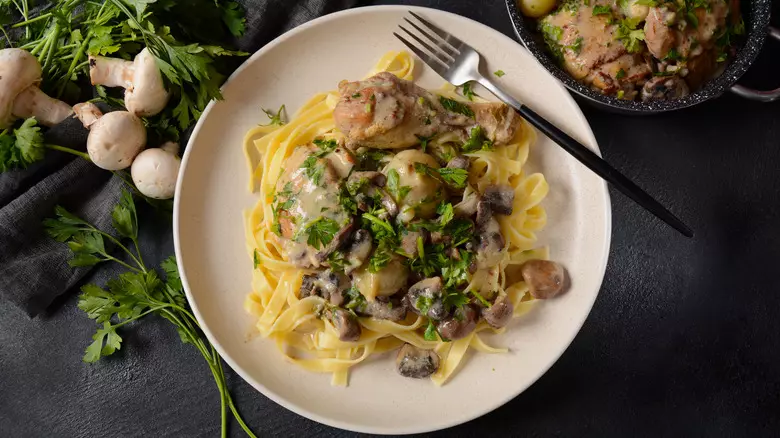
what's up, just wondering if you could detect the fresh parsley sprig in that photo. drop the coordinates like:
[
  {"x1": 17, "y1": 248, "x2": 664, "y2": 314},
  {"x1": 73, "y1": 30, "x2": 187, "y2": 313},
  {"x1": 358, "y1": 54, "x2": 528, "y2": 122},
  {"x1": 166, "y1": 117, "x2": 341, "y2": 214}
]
[{"x1": 44, "y1": 191, "x2": 257, "y2": 438}]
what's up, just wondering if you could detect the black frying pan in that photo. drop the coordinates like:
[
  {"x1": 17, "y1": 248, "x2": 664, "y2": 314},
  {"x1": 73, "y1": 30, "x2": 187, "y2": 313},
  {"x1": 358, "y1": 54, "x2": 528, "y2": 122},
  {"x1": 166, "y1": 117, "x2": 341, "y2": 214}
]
[{"x1": 505, "y1": 0, "x2": 778, "y2": 113}]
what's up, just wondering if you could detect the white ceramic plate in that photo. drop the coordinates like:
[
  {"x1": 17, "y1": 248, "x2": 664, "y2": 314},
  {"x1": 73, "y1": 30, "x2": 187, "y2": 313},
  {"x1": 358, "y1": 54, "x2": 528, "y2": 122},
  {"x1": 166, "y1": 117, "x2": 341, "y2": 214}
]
[{"x1": 174, "y1": 5, "x2": 611, "y2": 435}]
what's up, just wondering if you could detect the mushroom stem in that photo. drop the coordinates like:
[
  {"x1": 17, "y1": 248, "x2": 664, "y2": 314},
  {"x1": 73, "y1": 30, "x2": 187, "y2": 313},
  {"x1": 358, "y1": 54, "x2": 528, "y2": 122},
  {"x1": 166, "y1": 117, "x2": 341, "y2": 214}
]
[
  {"x1": 11, "y1": 85, "x2": 73, "y2": 127},
  {"x1": 88, "y1": 56, "x2": 134, "y2": 88},
  {"x1": 73, "y1": 102, "x2": 104, "y2": 129}
]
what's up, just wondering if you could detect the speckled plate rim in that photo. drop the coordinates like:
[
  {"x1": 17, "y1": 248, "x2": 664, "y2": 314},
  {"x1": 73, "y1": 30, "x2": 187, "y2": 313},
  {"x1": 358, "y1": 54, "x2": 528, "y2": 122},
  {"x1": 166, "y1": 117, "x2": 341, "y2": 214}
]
[
  {"x1": 505, "y1": 0, "x2": 772, "y2": 113},
  {"x1": 173, "y1": 5, "x2": 612, "y2": 434}
]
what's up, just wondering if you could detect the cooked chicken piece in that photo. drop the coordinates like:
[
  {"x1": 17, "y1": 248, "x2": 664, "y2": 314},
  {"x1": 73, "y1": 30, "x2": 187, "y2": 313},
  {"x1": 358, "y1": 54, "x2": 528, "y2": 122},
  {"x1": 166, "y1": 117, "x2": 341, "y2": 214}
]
[
  {"x1": 334, "y1": 72, "x2": 519, "y2": 149},
  {"x1": 644, "y1": 6, "x2": 676, "y2": 60},
  {"x1": 543, "y1": 6, "x2": 627, "y2": 81},
  {"x1": 274, "y1": 144, "x2": 355, "y2": 268}
]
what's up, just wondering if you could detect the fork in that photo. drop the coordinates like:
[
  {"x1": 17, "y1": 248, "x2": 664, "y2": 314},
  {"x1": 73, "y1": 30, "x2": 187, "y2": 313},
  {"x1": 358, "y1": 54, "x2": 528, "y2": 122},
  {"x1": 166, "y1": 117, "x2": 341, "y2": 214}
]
[{"x1": 394, "y1": 11, "x2": 693, "y2": 238}]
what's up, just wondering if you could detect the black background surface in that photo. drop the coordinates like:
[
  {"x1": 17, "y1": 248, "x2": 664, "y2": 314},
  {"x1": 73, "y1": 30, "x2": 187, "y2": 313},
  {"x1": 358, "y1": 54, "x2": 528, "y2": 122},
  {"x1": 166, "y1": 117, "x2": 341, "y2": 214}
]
[{"x1": 2, "y1": 0, "x2": 780, "y2": 436}]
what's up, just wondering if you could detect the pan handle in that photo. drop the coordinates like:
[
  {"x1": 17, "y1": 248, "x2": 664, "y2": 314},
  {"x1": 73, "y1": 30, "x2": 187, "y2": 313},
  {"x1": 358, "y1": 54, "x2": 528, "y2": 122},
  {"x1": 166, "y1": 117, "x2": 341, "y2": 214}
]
[{"x1": 729, "y1": 27, "x2": 780, "y2": 102}]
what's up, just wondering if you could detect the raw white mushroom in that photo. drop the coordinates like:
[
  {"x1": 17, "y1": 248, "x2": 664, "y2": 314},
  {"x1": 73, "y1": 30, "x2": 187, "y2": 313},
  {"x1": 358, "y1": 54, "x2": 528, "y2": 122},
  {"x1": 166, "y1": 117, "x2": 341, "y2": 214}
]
[
  {"x1": 89, "y1": 48, "x2": 171, "y2": 117},
  {"x1": 73, "y1": 102, "x2": 146, "y2": 171},
  {"x1": 131, "y1": 142, "x2": 181, "y2": 199},
  {"x1": 0, "y1": 48, "x2": 73, "y2": 129}
]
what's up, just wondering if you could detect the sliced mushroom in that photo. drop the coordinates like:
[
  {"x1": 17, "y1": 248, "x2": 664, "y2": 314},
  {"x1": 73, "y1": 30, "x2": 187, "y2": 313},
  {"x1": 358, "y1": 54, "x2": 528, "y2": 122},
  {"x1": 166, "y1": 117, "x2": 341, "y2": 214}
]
[
  {"x1": 396, "y1": 343, "x2": 440, "y2": 379},
  {"x1": 481, "y1": 295, "x2": 514, "y2": 329},
  {"x1": 327, "y1": 307, "x2": 361, "y2": 342},
  {"x1": 315, "y1": 219, "x2": 356, "y2": 264},
  {"x1": 340, "y1": 229, "x2": 373, "y2": 274},
  {"x1": 437, "y1": 305, "x2": 478, "y2": 340},
  {"x1": 641, "y1": 75, "x2": 690, "y2": 102},
  {"x1": 0, "y1": 48, "x2": 73, "y2": 129},
  {"x1": 454, "y1": 187, "x2": 479, "y2": 217},
  {"x1": 356, "y1": 297, "x2": 407, "y2": 322},
  {"x1": 482, "y1": 185, "x2": 515, "y2": 216},
  {"x1": 89, "y1": 48, "x2": 171, "y2": 117},
  {"x1": 446, "y1": 155, "x2": 470, "y2": 171},
  {"x1": 521, "y1": 260, "x2": 566, "y2": 299},
  {"x1": 299, "y1": 269, "x2": 349, "y2": 306},
  {"x1": 404, "y1": 277, "x2": 448, "y2": 321}
]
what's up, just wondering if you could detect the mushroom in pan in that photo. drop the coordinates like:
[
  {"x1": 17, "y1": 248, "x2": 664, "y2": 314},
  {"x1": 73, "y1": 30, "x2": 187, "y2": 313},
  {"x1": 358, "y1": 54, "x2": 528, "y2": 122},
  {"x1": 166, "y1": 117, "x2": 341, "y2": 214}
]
[
  {"x1": 89, "y1": 48, "x2": 171, "y2": 117},
  {"x1": 521, "y1": 260, "x2": 567, "y2": 299},
  {"x1": 396, "y1": 343, "x2": 440, "y2": 379},
  {"x1": 131, "y1": 142, "x2": 181, "y2": 199},
  {"x1": 73, "y1": 102, "x2": 146, "y2": 170},
  {"x1": 641, "y1": 76, "x2": 690, "y2": 102},
  {"x1": 0, "y1": 48, "x2": 73, "y2": 129}
]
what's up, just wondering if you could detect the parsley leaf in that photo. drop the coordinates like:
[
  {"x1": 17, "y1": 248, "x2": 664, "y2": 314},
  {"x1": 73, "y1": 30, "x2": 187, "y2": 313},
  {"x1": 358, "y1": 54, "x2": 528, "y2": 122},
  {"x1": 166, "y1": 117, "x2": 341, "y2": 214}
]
[
  {"x1": 301, "y1": 217, "x2": 340, "y2": 250},
  {"x1": 424, "y1": 320, "x2": 439, "y2": 341},
  {"x1": 592, "y1": 5, "x2": 612, "y2": 15},
  {"x1": 0, "y1": 118, "x2": 46, "y2": 173},
  {"x1": 436, "y1": 168, "x2": 469, "y2": 189},
  {"x1": 261, "y1": 105, "x2": 286, "y2": 126},
  {"x1": 437, "y1": 202, "x2": 455, "y2": 227},
  {"x1": 301, "y1": 156, "x2": 325, "y2": 185},
  {"x1": 460, "y1": 82, "x2": 477, "y2": 101},
  {"x1": 312, "y1": 138, "x2": 338, "y2": 155},
  {"x1": 84, "y1": 322, "x2": 122, "y2": 363},
  {"x1": 461, "y1": 125, "x2": 494, "y2": 153},
  {"x1": 253, "y1": 249, "x2": 260, "y2": 269},
  {"x1": 616, "y1": 68, "x2": 627, "y2": 80},
  {"x1": 111, "y1": 190, "x2": 138, "y2": 240},
  {"x1": 439, "y1": 96, "x2": 475, "y2": 118},
  {"x1": 616, "y1": 18, "x2": 646, "y2": 53},
  {"x1": 221, "y1": 1, "x2": 246, "y2": 37},
  {"x1": 387, "y1": 169, "x2": 412, "y2": 202},
  {"x1": 493, "y1": 70, "x2": 506, "y2": 77}
]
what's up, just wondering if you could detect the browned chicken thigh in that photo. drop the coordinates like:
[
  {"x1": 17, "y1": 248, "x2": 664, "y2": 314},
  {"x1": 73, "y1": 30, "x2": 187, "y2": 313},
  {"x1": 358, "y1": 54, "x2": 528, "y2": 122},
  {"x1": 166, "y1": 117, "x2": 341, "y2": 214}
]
[{"x1": 333, "y1": 72, "x2": 520, "y2": 149}]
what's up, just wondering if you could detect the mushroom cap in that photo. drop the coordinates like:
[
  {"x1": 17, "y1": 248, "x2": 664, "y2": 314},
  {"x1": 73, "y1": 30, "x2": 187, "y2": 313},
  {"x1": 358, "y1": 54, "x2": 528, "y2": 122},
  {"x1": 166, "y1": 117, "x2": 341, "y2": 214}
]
[
  {"x1": 131, "y1": 146, "x2": 181, "y2": 199},
  {"x1": 125, "y1": 48, "x2": 171, "y2": 117},
  {"x1": 87, "y1": 111, "x2": 146, "y2": 170},
  {"x1": 0, "y1": 49, "x2": 42, "y2": 129}
]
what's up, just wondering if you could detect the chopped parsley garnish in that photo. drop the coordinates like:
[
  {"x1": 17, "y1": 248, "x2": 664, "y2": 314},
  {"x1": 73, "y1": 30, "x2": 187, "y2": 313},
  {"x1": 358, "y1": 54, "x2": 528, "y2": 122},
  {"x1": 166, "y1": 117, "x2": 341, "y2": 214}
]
[
  {"x1": 416, "y1": 294, "x2": 433, "y2": 315},
  {"x1": 470, "y1": 290, "x2": 491, "y2": 307},
  {"x1": 253, "y1": 249, "x2": 260, "y2": 269},
  {"x1": 387, "y1": 169, "x2": 412, "y2": 202},
  {"x1": 352, "y1": 92, "x2": 362, "y2": 98},
  {"x1": 663, "y1": 48, "x2": 683, "y2": 62},
  {"x1": 300, "y1": 217, "x2": 340, "y2": 250},
  {"x1": 653, "y1": 70, "x2": 677, "y2": 77},
  {"x1": 364, "y1": 102, "x2": 372, "y2": 113},
  {"x1": 436, "y1": 202, "x2": 455, "y2": 227},
  {"x1": 436, "y1": 168, "x2": 469, "y2": 189},
  {"x1": 301, "y1": 156, "x2": 325, "y2": 186},
  {"x1": 345, "y1": 286, "x2": 367, "y2": 310},
  {"x1": 313, "y1": 138, "x2": 338, "y2": 155},
  {"x1": 355, "y1": 148, "x2": 390, "y2": 171},
  {"x1": 413, "y1": 163, "x2": 469, "y2": 189},
  {"x1": 634, "y1": 0, "x2": 657, "y2": 5},
  {"x1": 261, "y1": 105, "x2": 286, "y2": 126},
  {"x1": 338, "y1": 184, "x2": 359, "y2": 215},
  {"x1": 539, "y1": 22, "x2": 565, "y2": 62},
  {"x1": 460, "y1": 82, "x2": 477, "y2": 101},
  {"x1": 461, "y1": 125, "x2": 494, "y2": 153},
  {"x1": 591, "y1": 5, "x2": 611, "y2": 15},
  {"x1": 615, "y1": 18, "x2": 645, "y2": 53},
  {"x1": 439, "y1": 96, "x2": 475, "y2": 118},
  {"x1": 566, "y1": 37, "x2": 584, "y2": 55},
  {"x1": 424, "y1": 320, "x2": 439, "y2": 341},
  {"x1": 493, "y1": 70, "x2": 506, "y2": 78},
  {"x1": 616, "y1": 68, "x2": 626, "y2": 80},
  {"x1": 327, "y1": 250, "x2": 347, "y2": 274},
  {"x1": 416, "y1": 134, "x2": 435, "y2": 152},
  {"x1": 617, "y1": 90, "x2": 625, "y2": 99}
]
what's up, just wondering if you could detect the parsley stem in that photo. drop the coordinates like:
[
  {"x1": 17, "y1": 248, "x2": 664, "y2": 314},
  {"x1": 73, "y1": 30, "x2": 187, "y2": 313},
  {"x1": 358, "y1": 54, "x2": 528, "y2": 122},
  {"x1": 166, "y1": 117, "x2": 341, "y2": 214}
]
[
  {"x1": 11, "y1": 12, "x2": 51, "y2": 28},
  {"x1": 99, "y1": 232, "x2": 145, "y2": 272},
  {"x1": 57, "y1": 33, "x2": 92, "y2": 97},
  {"x1": 45, "y1": 144, "x2": 90, "y2": 161},
  {"x1": 104, "y1": 255, "x2": 143, "y2": 273}
]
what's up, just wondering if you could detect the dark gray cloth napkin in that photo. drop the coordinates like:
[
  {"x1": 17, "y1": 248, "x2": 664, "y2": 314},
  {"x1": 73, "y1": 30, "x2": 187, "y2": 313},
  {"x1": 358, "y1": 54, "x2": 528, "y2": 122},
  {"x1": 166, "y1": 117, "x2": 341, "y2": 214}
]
[{"x1": 0, "y1": 0, "x2": 359, "y2": 317}]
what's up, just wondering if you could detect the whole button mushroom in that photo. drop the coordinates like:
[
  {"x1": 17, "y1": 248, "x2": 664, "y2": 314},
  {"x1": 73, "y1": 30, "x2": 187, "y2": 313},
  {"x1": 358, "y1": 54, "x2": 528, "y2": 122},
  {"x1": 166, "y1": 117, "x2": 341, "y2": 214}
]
[
  {"x1": 481, "y1": 294, "x2": 514, "y2": 329},
  {"x1": 0, "y1": 48, "x2": 73, "y2": 129},
  {"x1": 89, "y1": 48, "x2": 171, "y2": 117},
  {"x1": 73, "y1": 102, "x2": 146, "y2": 170},
  {"x1": 521, "y1": 260, "x2": 567, "y2": 299},
  {"x1": 131, "y1": 142, "x2": 181, "y2": 200}
]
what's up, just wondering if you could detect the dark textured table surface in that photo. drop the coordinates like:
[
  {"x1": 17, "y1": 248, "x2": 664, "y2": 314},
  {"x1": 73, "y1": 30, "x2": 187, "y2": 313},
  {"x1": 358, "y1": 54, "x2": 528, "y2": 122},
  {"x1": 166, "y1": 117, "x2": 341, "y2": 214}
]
[{"x1": 3, "y1": 0, "x2": 780, "y2": 436}]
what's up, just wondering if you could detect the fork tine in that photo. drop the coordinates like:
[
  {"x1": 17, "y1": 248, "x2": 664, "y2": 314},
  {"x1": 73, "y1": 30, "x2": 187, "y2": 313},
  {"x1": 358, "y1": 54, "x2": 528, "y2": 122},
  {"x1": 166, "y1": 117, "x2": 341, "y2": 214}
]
[
  {"x1": 407, "y1": 11, "x2": 465, "y2": 50},
  {"x1": 402, "y1": 17, "x2": 458, "y2": 58},
  {"x1": 399, "y1": 25, "x2": 453, "y2": 66},
  {"x1": 393, "y1": 32, "x2": 449, "y2": 76}
]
